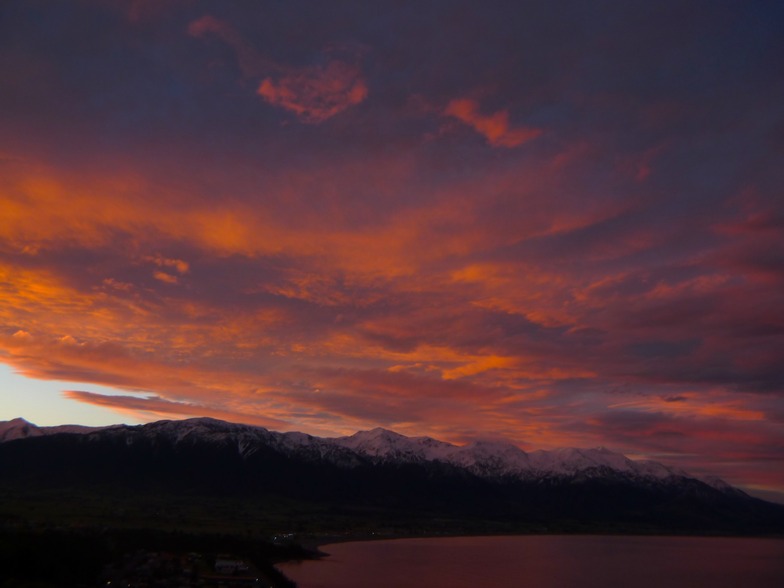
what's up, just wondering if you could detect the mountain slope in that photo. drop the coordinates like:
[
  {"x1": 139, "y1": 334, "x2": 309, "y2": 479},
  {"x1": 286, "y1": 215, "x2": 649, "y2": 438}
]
[
  {"x1": 0, "y1": 417, "x2": 107, "y2": 442},
  {"x1": 0, "y1": 417, "x2": 780, "y2": 534}
]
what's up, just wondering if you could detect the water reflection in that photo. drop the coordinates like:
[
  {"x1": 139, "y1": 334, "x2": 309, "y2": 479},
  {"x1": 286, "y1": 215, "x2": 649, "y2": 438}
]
[{"x1": 278, "y1": 535, "x2": 784, "y2": 588}]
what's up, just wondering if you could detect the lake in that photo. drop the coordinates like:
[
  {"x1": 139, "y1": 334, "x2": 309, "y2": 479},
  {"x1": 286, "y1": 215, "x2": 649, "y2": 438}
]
[{"x1": 277, "y1": 535, "x2": 784, "y2": 588}]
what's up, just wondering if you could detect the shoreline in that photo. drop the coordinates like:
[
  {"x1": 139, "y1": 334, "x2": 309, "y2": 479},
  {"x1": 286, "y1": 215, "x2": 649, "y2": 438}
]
[{"x1": 294, "y1": 527, "x2": 784, "y2": 554}]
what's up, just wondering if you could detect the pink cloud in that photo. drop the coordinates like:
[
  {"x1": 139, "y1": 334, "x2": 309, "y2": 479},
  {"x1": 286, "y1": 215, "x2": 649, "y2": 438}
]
[
  {"x1": 188, "y1": 15, "x2": 367, "y2": 123},
  {"x1": 444, "y1": 98, "x2": 541, "y2": 148},
  {"x1": 258, "y1": 61, "x2": 368, "y2": 123},
  {"x1": 575, "y1": 405, "x2": 784, "y2": 495}
]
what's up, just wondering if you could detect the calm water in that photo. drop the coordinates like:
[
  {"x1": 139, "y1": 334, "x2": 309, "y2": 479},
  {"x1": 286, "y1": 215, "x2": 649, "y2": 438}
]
[{"x1": 278, "y1": 535, "x2": 784, "y2": 588}]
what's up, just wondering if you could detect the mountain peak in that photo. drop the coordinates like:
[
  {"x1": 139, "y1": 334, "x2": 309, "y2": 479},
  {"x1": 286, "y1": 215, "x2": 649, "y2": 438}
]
[
  {"x1": 0, "y1": 417, "x2": 733, "y2": 493},
  {"x1": 159, "y1": 417, "x2": 231, "y2": 427},
  {"x1": 146, "y1": 417, "x2": 267, "y2": 433},
  {"x1": 334, "y1": 427, "x2": 451, "y2": 461},
  {"x1": 2, "y1": 417, "x2": 34, "y2": 426},
  {"x1": 185, "y1": 416, "x2": 232, "y2": 424},
  {"x1": 357, "y1": 427, "x2": 403, "y2": 438},
  {"x1": 0, "y1": 417, "x2": 42, "y2": 442}
]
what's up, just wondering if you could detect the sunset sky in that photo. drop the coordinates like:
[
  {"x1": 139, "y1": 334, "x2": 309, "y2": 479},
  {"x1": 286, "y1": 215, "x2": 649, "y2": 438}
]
[{"x1": 1, "y1": 1, "x2": 783, "y2": 501}]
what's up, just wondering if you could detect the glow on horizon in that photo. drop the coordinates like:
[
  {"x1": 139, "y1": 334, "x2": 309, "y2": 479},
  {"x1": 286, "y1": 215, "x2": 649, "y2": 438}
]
[{"x1": 0, "y1": 364, "x2": 148, "y2": 427}]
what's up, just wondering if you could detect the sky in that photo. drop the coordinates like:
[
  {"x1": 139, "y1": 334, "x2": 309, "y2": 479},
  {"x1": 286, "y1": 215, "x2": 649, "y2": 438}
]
[{"x1": 1, "y1": 0, "x2": 783, "y2": 501}]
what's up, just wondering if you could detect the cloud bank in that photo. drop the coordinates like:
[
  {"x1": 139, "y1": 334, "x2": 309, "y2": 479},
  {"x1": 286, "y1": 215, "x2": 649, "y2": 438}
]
[{"x1": 0, "y1": 0, "x2": 783, "y2": 499}]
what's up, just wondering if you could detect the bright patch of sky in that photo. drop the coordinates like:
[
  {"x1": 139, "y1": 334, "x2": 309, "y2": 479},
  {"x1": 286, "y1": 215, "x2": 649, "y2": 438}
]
[{"x1": 0, "y1": 363, "x2": 145, "y2": 427}]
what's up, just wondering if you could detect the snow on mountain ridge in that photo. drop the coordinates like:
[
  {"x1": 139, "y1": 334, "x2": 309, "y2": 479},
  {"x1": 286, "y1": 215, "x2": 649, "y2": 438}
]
[
  {"x1": 330, "y1": 428, "x2": 679, "y2": 482},
  {"x1": 0, "y1": 417, "x2": 43, "y2": 442},
  {"x1": 0, "y1": 417, "x2": 113, "y2": 442},
  {"x1": 0, "y1": 417, "x2": 727, "y2": 489},
  {"x1": 445, "y1": 441, "x2": 532, "y2": 477},
  {"x1": 333, "y1": 428, "x2": 456, "y2": 461},
  {"x1": 331, "y1": 428, "x2": 701, "y2": 483}
]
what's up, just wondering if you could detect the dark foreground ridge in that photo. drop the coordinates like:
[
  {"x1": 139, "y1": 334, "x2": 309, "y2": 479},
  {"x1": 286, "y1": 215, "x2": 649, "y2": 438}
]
[{"x1": 0, "y1": 526, "x2": 311, "y2": 588}]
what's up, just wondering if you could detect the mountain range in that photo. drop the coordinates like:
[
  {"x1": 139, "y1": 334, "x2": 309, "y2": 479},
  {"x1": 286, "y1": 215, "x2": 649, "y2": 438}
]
[{"x1": 1, "y1": 416, "x2": 781, "y2": 535}]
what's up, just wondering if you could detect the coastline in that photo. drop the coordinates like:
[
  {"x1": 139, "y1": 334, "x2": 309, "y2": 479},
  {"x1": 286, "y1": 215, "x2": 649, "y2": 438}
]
[{"x1": 294, "y1": 526, "x2": 784, "y2": 554}]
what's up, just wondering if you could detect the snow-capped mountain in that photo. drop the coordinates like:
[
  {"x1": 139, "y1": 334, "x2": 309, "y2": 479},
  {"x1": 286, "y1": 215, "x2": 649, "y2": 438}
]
[
  {"x1": 331, "y1": 428, "x2": 689, "y2": 482},
  {"x1": 0, "y1": 418, "x2": 42, "y2": 442},
  {"x1": 0, "y1": 417, "x2": 105, "y2": 442},
  {"x1": 1, "y1": 416, "x2": 780, "y2": 534},
  {"x1": 0, "y1": 416, "x2": 731, "y2": 490}
]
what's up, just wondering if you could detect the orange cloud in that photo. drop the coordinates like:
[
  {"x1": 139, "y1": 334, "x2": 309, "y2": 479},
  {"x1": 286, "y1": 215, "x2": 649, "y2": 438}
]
[
  {"x1": 153, "y1": 270, "x2": 179, "y2": 284},
  {"x1": 607, "y1": 392, "x2": 767, "y2": 422},
  {"x1": 0, "y1": 121, "x2": 780, "y2": 501},
  {"x1": 444, "y1": 98, "x2": 541, "y2": 147},
  {"x1": 146, "y1": 255, "x2": 189, "y2": 275},
  {"x1": 258, "y1": 61, "x2": 368, "y2": 123}
]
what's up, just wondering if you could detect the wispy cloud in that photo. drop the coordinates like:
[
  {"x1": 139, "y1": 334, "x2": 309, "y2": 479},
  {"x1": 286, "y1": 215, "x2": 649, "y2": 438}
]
[
  {"x1": 444, "y1": 98, "x2": 541, "y2": 147},
  {"x1": 64, "y1": 390, "x2": 288, "y2": 429}
]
